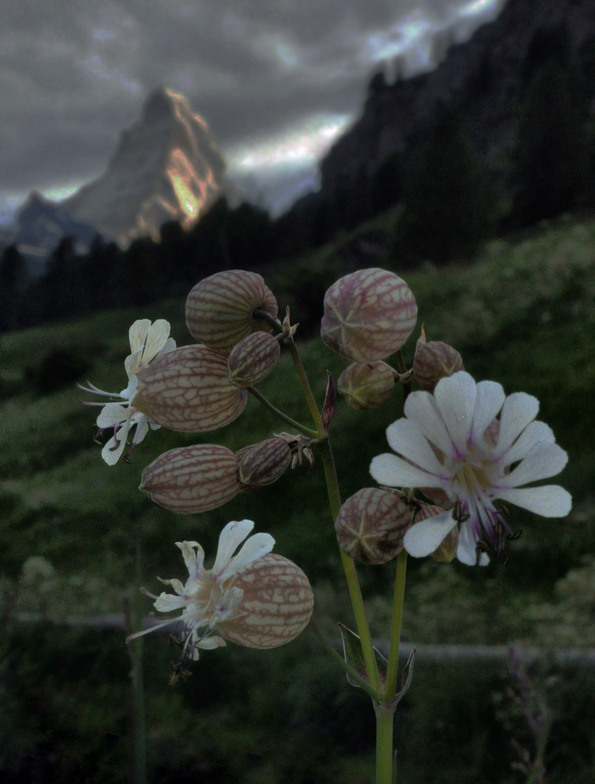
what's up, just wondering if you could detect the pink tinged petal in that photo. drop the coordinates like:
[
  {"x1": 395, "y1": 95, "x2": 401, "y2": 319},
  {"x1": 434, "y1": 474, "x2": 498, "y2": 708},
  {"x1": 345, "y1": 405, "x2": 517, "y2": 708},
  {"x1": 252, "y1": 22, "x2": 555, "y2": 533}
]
[
  {"x1": 496, "y1": 485, "x2": 572, "y2": 517},
  {"x1": 212, "y1": 520, "x2": 255, "y2": 575},
  {"x1": 96, "y1": 403, "x2": 129, "y2": 429},
  {"x1": 434, "y1": 371, "x2": 477, "y2": 454},
  {"x1": 120, "y1": 375, "x2": 138, "y2": 401},
  {"x1": 386, "y1": 418, "x2": 444, "y2": 474},
  {"x1": 500, "y1": 443, "x2": 568, "y2": 488},
  {"x1": 143, "y1": 319, "x2": 171, "y2": 363},
  {"x1": 154, "y1": 594, "x2": 188, "y2": 612},
  {"x1": 370, "y1": 453, "x2": 445, "y2": 489},
  {"x1": 125, "y1": 349, "x2": 143, "y2": 380},
  {"x1": 214, "y1": 586, "x2": 244, "y2": 620},
  {"x1": 196, "y1": 636, "x2": 226, "y2": 650},
  {"x1": 494, "y1": 392, "x2": 539, "y2": 457},
  {"x1": 403, "y1": 510, "x2": 457, "y2": 557},
  {"x1": 457, "y1": 522, "x2": 488, "y2": 566},
  {"x1": 498, "y1": 420, "x2": 555, "y2": 467},
  {"x1": 176, "y1": 541, "x2": 205, "y2": 578},
  {"x1": 470, "y1": 381, "x2": 505, "y2": 446},
  {"x1": 129, "y1": 319, "x2": 151, "y2": 354},
  {"x1": 218, "y1": 533, "x2": 275, "y2": 582},
  {"x1": 404, "y1": 391, "x2": 453, "y2": 456}
]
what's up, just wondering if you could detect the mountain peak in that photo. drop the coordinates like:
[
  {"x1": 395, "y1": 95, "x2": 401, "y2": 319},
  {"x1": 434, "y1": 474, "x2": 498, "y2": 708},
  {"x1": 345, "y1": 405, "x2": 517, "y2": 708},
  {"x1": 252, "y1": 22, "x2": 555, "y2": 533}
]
[{"x1": 63, "y1": 87, "x2": 242, "y2": 248}]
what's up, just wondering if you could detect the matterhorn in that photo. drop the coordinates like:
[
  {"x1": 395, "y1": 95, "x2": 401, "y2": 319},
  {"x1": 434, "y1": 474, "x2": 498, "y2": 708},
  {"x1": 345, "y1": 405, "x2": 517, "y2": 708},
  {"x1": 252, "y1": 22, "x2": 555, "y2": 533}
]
[{"x1": 63, "y1": 86, "x2": 242, "y2": 248}]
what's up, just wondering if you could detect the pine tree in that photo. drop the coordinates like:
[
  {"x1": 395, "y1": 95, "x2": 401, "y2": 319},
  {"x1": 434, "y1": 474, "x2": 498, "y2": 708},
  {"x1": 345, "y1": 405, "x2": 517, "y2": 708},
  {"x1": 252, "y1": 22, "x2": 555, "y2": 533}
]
[
  {"x1": 394, "y1": 105, "x2": 494, "y2": 264},
  {"x1": 0, "y1": 244, "x2": 27, "y2": 331},
  {"x1": 510, "y1": 62, "x2": 588, "y2": 227}
]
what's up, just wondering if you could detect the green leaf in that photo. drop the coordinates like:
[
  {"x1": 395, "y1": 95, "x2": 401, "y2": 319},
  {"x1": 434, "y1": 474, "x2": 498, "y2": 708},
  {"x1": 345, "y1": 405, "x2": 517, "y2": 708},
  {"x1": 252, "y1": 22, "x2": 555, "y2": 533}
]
[{"x1": 338, "y1": 622, "x2": 388, "y2": 689}]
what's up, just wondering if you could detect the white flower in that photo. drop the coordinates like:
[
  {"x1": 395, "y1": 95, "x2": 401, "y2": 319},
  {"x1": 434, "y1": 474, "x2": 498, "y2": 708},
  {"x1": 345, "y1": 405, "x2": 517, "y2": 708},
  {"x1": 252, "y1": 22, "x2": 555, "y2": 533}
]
[
  {"x1": 79, "y1": 319, "x2": 175, "y2": 465},
  {"x1": 127, "y1": 520, "x2": 275, "y2": 660},
  {"x1": 370, "y1": 371, "x2": 572, "y2": 566}
]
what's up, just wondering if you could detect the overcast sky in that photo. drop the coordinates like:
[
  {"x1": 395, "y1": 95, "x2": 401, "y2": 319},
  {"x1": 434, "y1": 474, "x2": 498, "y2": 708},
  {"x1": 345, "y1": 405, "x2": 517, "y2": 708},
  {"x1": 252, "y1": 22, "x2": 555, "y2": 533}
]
[{"x1": 0, "y1": 0, "x2": 505, "y2": 225}]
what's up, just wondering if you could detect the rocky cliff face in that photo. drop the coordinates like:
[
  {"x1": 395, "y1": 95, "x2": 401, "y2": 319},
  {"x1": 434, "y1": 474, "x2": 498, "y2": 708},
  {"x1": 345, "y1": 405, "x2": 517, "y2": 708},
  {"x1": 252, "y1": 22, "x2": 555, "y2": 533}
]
[
  {"x1": 317, "y1": 0, "x2": 595, "y2": 197},
  {"x1": 64, "y1": 87, "x2": 242, "y2": 248}
]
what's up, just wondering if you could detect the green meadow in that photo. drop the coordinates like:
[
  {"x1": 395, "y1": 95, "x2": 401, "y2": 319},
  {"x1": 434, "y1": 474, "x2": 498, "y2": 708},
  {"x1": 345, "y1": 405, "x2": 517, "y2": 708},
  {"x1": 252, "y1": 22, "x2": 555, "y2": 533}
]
[{"x1": 1, "y1": 213, "x2": 595, "y2": 782}]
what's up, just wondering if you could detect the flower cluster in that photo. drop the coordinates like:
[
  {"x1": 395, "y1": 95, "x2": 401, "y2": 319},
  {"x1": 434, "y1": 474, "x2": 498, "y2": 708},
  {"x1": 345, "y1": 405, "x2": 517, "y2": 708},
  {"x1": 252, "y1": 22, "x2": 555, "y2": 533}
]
[{"x1": 127, "y1": 520, "x2": 313, "y2": 661}]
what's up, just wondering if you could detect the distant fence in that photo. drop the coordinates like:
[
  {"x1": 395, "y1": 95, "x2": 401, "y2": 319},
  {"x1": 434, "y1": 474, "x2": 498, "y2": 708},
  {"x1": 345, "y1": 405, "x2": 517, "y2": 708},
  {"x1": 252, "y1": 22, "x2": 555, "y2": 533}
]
[{"x1": 13, "y1": 612, "x2": 595, "y2": 666}]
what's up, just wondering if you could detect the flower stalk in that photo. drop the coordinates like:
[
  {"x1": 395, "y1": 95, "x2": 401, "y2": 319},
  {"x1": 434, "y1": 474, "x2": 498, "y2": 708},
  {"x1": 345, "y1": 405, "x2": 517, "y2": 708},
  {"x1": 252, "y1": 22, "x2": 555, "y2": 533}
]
[{"x1": 384, "y1": 549, "x2": 408, "y2": 702}]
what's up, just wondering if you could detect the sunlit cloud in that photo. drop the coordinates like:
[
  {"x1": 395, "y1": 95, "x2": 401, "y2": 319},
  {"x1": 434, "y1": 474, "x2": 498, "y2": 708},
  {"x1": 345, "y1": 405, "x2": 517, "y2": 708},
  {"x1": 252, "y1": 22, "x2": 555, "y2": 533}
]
[
  {"x1": 225, "y1": 113, "x2": 352, "y2": 174},
  {"x1": 42, "y1": 183, "x2": 82, "y2": 202},
  {"x1": 459, "y1": 0, "x2": 501, "y2": 17}
]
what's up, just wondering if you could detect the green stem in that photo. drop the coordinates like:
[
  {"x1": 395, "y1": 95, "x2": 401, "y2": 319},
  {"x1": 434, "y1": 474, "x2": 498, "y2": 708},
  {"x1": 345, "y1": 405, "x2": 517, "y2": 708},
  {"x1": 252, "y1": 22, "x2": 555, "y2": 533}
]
[
  {"x1": 253, "y1": 308, "x2": 283, "y2": 333},
  {"x1": 384, "y1": 550, "x2": 408, "y2": 701},
  {"x1": 396, "y1": 349, "x2": 412, "y2": 404},
  {"x1": 286, "y1": 339, "x2": 321, "y2": 427},
  {"x1": 247, "y1": 386, "x2": 318, "y2": 438},
  {"x1": 375, "y1": 704, "x2": 396, "y2": 784},
  {"x1": 318, "y1": 438, "x2": 381, "y2": 693},
  {"x1": 309, "y1": 619, "x2": 383, "y2": 702}
]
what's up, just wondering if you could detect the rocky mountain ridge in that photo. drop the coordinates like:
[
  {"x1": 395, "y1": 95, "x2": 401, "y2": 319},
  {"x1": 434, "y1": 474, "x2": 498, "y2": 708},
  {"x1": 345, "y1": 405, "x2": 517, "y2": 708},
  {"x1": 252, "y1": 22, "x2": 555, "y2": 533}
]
[{"x1": 316, "y1": 0, "x2": 595, "y2": 198}]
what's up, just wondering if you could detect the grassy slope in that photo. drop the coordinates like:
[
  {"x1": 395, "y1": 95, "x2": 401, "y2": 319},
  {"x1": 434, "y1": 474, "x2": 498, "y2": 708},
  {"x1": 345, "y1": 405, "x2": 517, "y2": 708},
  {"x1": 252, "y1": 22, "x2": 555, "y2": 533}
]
[{"x1": 1, "y1": 214, "x2": 595, "y2": 640}]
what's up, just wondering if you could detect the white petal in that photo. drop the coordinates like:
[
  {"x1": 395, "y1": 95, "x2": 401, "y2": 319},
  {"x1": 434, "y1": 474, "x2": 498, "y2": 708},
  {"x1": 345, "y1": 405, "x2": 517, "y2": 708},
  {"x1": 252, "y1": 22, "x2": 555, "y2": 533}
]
[
  {"x1": 177, "y1": 541, "x2": 205, "y2": 580},
  {"x1": 154, "y1": 593, "x2": 187, "y2": 612},
  {"x1": 97, "y1": 403, "x2": 129, "y2": 428},
  {"x1": 386, "y1": 418, "x2": 444, "y2": 474},
  {"x1": 370, "y1": 453, "x2": 445, "y2": 489},
  {"x1": 498, "y1": 421, "x2": 555, "y2": 467},
  {"x1": 500, "y1": 443, "x2": 568, "y2": 488},
  {"x1": 157, "y1": 577, "x2": 185, "y2": 595},
  {"x1": 156, "y1": 337, "x2": 177, "y2": 358},
  {"x1": 218, "y1": 533, "x2": 275, "y2": 582},
  {"x1": 101, "y1": 420, "x2": 130, "y2": 465},
  {"x1": 129, "y1": 319, "x2": 151, "y2": 354},
  {"x1": 197, "y1": 635, "x2": 226, "y2": 650},
  {"x1": 143, "y1": 319, "x2": 171, "y2": 364},
  {"x1": 496, "y1": 485, "x2": 572, "y2": 517},
  {"x1": 494, "y1": 392, "x2": 539, "y2": 457},
  {"x1": 212, "y1": 520, "x2": 255, "y2": 575},
  {"x1": 470, "y1": 380, "x2": 505, "y2": 446},
  {"x1": 457, "y1": 522, "x2": 488, "y2": 566},
  {"x1": 434, "y1": 371, "x2": 477, "y2": 453},
  {"x1": 404, "y1": 391, "x2": 453, "y2": 456},
  {"x1": 125, "y1": 349, "x2": 143, "y2": 380},
  {"x1": 131, "y1": 415, "x2": 149, "y2": 445},
  {"x1": 403, "y1": 510, "x2": 457, "y2": 557}
]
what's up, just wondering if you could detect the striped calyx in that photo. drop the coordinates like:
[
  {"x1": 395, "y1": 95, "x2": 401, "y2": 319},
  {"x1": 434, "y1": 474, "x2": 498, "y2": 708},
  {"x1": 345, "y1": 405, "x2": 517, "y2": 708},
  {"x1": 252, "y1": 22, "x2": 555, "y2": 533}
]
[
  {"x1": 218, "y1": 553, "x2": 314, "y2": 648},
  {"x1": 132, "y1": 345, "x2": 247, "y2": 433},
  {"x1": 413, "y1": 337, "x2": 464, "y2": 392},
  {"x1": 321, "y1": 268, "x2": 417, "y2": 363},
  {"x1": 186, "y1": 270, "x2": 278, "y2": 354},
  {"x1": 236, "y1": 438, "x2": 292, "y2": 488},
  {"x1": 338, "y1": 361, "x2": 395, "y2": 410},
  {"x1": 335, "y1": 487, "x2": 411, "y2": 565},
  {"x1": 227, "y1": 332, "x2": 281, "y2": 388},
  {"x1": 140, "y1": 444, "x2": 240, "y2": 514}
]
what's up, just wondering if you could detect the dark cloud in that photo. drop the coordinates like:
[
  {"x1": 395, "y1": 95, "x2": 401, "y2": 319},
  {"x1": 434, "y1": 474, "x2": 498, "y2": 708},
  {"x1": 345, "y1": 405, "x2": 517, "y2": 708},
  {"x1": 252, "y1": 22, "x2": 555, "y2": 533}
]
[{"x1": 0, "y1": 0, "x2": 505, "y2": 221}]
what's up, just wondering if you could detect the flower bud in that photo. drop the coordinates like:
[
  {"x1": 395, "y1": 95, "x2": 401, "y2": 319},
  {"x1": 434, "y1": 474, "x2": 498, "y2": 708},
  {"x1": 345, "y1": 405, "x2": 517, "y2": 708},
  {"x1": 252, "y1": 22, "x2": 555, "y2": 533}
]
[
  {"x1": 186, "y1": 270, "x2": 278, "y2": 354},
  {"x1": 218, "y1": 553, "x2": 314, "y2": 648},
  {"x1": 413, "y1": 334, "x2": 464, "y2": 392},
  {"x1": 321, "y1": 268, "x2": 417, "y2": 363},
  {"x1": 338, "y1": 361, "x2": 395, "y2": 410},
  {"x1": 227, "y1": 332, "x2": 281, "y2": 388},
  {"x1": 335, "y1": 488, "x2": 411, "y2": 565},
  {"x1": 132, "y1": 345, "x2": 247, "y2": 433},
  {"x1": 140, "y1": 444, "x2": 240, "y2": 514},
  {"x1": 236, "y1": 438, "x2": 292, "y2": 488}
]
